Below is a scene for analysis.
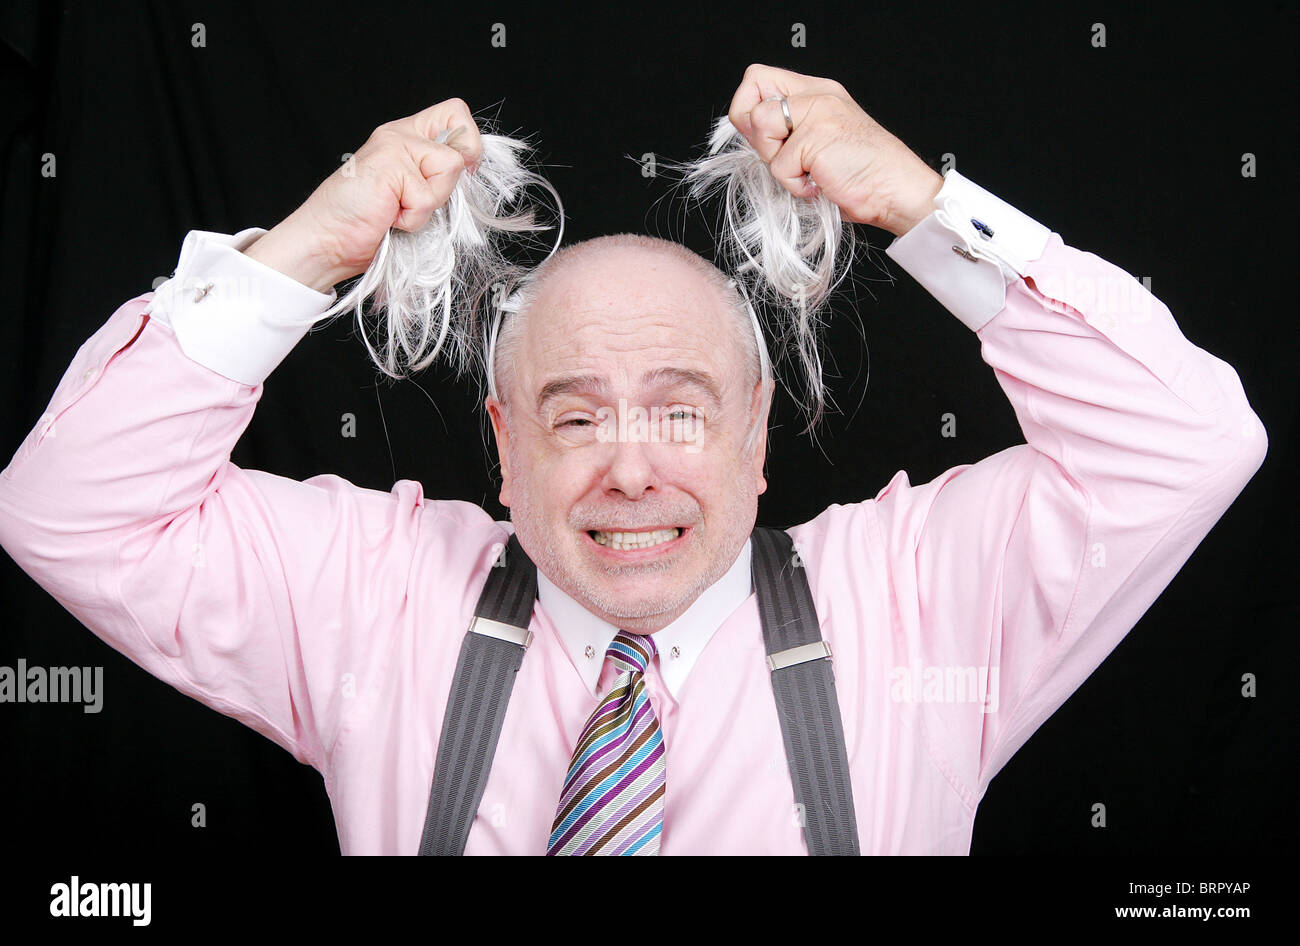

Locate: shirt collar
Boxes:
[535,538,753,701]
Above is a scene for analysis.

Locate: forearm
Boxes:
[0,297,300,746]
[242,206,353,294]
[877,171,1267,792]
[1002,240,1265,492]
[890,171,1267,504]
[0,300,254,538]
[0,224,338,530]
[0,232,358,765]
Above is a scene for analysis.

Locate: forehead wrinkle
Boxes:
[510,250,750,413]
[540,307,701,343]
[534,365,728,417]
[527,308,728,388]
[525,304,707,381]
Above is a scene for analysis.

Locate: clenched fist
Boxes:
[727,64,943,237]
[245,98,484,293]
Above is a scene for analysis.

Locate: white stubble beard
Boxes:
[504,446,758,624]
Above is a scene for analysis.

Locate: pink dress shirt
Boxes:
[0,171,1267,854]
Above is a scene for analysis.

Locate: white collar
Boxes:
[535,538,753,701]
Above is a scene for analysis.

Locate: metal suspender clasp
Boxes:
[766,639,832,671]
[467,616,534,650]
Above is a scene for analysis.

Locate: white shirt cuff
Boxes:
[885,170,1052,332]
[144,228,338,386]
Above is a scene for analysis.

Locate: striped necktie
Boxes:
[547,631,666,855]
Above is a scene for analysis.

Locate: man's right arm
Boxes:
[0,230,462,770]
[0,98,493,770]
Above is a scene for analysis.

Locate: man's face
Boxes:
[486,244,771,634]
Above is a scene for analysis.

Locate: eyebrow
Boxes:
[535,367,723,413]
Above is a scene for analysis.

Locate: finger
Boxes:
[386,141,467,231]
[389,129,465,182]
[406,140,469,208]
[409,97,484,171]
[727,63,791,138]
[439,122,485,175]
[768,128,820,201]
[728,64,841,138]
[748,94,806,163]
[391,171,439,232]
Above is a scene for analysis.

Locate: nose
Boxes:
[599,438,659,501]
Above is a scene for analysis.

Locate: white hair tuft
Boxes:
[279,126,563,387]
[669,115,856,431]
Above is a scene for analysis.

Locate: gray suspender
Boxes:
[749,527,861,855]
[417,526,860,855]
[417,535,536,856]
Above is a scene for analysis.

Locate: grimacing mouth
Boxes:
[585,526,686,538]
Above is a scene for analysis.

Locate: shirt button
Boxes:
[81,368,95,382]
[584,645,596,659]
[670,646,681,659]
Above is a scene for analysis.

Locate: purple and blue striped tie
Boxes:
[547,631,665,855]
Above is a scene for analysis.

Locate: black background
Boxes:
[0,0,1295,863]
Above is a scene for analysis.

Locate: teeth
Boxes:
[591,528,681,551]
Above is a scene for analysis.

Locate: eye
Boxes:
[558,418,594,428]
[665,406,703,422]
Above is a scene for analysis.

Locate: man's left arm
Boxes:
[727,65,1267,801]
[881,170,1267,796]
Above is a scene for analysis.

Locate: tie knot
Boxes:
[607,631,655,675]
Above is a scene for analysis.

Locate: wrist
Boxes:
[243,210,351,293]
[885,168,945,238]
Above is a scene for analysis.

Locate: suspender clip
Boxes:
[766,640,832,671]
[468,616,534,650]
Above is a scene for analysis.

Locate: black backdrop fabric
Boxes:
[0,1,1294,860]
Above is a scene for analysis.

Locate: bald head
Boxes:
[490,234,765,415]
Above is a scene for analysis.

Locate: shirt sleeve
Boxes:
[145,226,336,385]
[0,230,496,772]
[859,171,1267,801]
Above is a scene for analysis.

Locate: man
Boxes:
[0,65,1267,854]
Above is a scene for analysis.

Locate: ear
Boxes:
[486,395,513,507]
[749,378,776,496]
